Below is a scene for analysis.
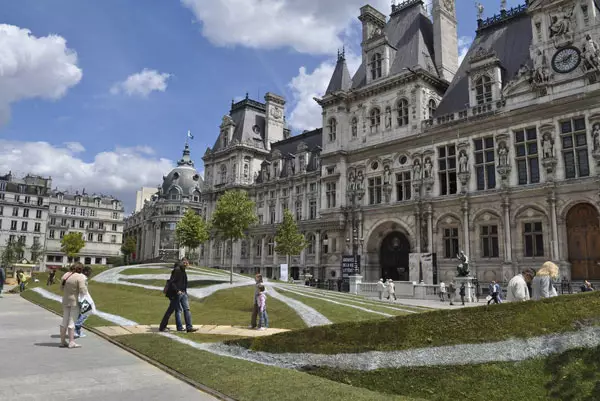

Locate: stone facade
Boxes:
[45,191,125,267]
[0,173,52,265]
[130,1,600,285]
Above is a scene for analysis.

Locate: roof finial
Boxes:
[245,92,249,99]
[476,2,484,20]
[500,0,507,12]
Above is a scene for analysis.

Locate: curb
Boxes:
[21,293,237,401]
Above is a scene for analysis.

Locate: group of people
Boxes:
[377,278,397,301]
[506,261,565,302]
[59,263,95,348]
[439,281,468,306]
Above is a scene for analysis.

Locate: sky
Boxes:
[0,0,524,212]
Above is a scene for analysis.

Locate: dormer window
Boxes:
[428,99,437,119]
[370,108,381,133]
[475,75,493,105]
[397,99,409,127]
[327,118,337,142]
[351,117,358,138]
[95,198,100,207]
[371,53,382,80]
[76,196,81,205]
[273,161,280,178]
[169,189,180,200]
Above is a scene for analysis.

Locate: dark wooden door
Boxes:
[380,232,410,281]
[567,203,600,280]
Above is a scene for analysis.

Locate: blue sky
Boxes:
[0,0,523,211]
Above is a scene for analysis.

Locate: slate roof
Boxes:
[0,173,52,196]
[326,53,353,95]
[351,1,437,90]
[435,8,532,116]
[211,97,267,152]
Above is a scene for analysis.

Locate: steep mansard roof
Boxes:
[325,52,353,95]
[211,97,267,153]
[435,7,532,116]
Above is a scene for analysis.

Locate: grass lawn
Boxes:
[307,345,600,401]
[276,288,389,324]
[123,278,226,288]
[21,290,113,328]
[23,279,306,330]
[115,334,423,401]
[174,333,246,343]
[230,291,600,354]
[119,267,173,276]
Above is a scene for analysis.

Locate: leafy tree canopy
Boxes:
[176,208,210,250]
[275,208,307,258]
[121,236,137,256]
[1,239,23,267]
[29,241,44,263]
[60,232,85,258]
[211,190,257,241]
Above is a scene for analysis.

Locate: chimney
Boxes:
[432,0,458,82]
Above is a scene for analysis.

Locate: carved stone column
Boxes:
[260,237,265,268]
[426,203,433,253]
[315,231,321,277]
[461,198,470,258]
[502,195,512,263]
[414,204,422,253]
[547,190,559,261]
[249,236,255,268]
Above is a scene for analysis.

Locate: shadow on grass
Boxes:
[544,345,600,400]
[188,280,227,288]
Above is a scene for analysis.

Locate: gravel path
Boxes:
[265,285,331,327]
[31,287,139,326]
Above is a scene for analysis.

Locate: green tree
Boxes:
[29,242,44,264]
[275,208,307,278]
[60,232,85,261]
[120,236,137,264]
[211,190,257,284]
[0,239,22,267]
[176,208,210,262]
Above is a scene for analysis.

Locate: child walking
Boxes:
[257,285,268,330]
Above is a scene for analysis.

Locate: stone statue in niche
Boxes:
[254,171,259,182]
[351,118,358,137]
[423,158,432,178]
[314,154,321,170]
[593,124,600,151]
[542,134,554,158]
[443,0,455,13]
[348,171,356,192]
[383,165,391,184]
[533,49,550,84]
[357,170,365,191]
[413,159,422,179]
[498,142,509,166]
[385,108,392,129]
[582,34,600,72]
[243,163,249,179]
[459,150,469,173]
[549,7,574,38]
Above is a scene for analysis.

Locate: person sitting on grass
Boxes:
[257,284,268,330]
[74,266,96,339]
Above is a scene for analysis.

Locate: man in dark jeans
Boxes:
[159,258,198,333]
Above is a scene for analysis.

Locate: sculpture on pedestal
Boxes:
[423,158,432,178]
[542,134,554,158]
[549,7,574,38]
[593,124,600,151]
[583,34,600,72]
[456,250,470,277]
[383,165,391,184]
[413,159,422,179]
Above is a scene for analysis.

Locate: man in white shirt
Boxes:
[506,269,536,302]
[439,281,447,302]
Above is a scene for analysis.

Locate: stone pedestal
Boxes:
[454,276,476,303]
[349,275,362,295]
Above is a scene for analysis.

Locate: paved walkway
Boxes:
[95,324,290,337]
[0,294,219,401]
[365,296,487,309]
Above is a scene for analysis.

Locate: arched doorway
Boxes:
[380,232,410,281]
[567,203,600,280]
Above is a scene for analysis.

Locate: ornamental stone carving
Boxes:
[549,6,574,39]
[591,121,600,166]
[497,140,511,182]
[582,34,600,73]
[540,125,558,176]
[533,49,551,86]
[413,159,422,180]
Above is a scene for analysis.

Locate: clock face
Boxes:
[552,47,581,74]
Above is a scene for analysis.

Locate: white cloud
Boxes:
[181,0,390,55]
[110,69,171,98]
[458,36,473,65]
[0,24,82,126]
[0,140,177,212]
[287,52,360,131]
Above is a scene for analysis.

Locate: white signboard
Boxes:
[408,253,420,283]
[421,253,433,285]
[280,264,289,282]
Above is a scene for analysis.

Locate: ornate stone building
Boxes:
[130,0,600,285]
[124,143,204,261]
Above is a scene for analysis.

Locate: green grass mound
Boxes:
[229,291,600,354]
[122,278,226,288]
[306,345,600,401]
[119,267,173,275]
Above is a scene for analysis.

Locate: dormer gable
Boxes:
[467,47,503,107]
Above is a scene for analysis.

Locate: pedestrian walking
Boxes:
[439,281,446,302]
[377,278,385,300]
[257,284,268,330]
[532,261,559,300]
[387,279,397,301]
[74,266,96,338]
[487,281,500,305]
[506,268,536,302]
[158,258,198,333]
[459,283,466,306]
[47,269,56,286]
[249,273,263,329]
[448,281,456,305]
[17,269,25,292]
[60,263,88,348]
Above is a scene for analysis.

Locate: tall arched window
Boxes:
[428,99,437,119]
[397,99,409,126]
[370,108,381,133]
[370,53,382,80]
[475,75,493,105]
[307,234,315,254]
[267,237,274,256]
[220,164,227,184]
[351,117,358,138]
[169,188,180,200]
[327,118,337,142]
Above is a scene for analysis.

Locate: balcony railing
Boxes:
[423,99,507,129]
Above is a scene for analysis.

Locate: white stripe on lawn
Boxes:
[264,285,331,327]
[276,287,392,318]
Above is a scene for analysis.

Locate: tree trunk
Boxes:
[230,238,234,285]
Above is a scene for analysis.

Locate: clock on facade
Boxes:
[551,46,581,73]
